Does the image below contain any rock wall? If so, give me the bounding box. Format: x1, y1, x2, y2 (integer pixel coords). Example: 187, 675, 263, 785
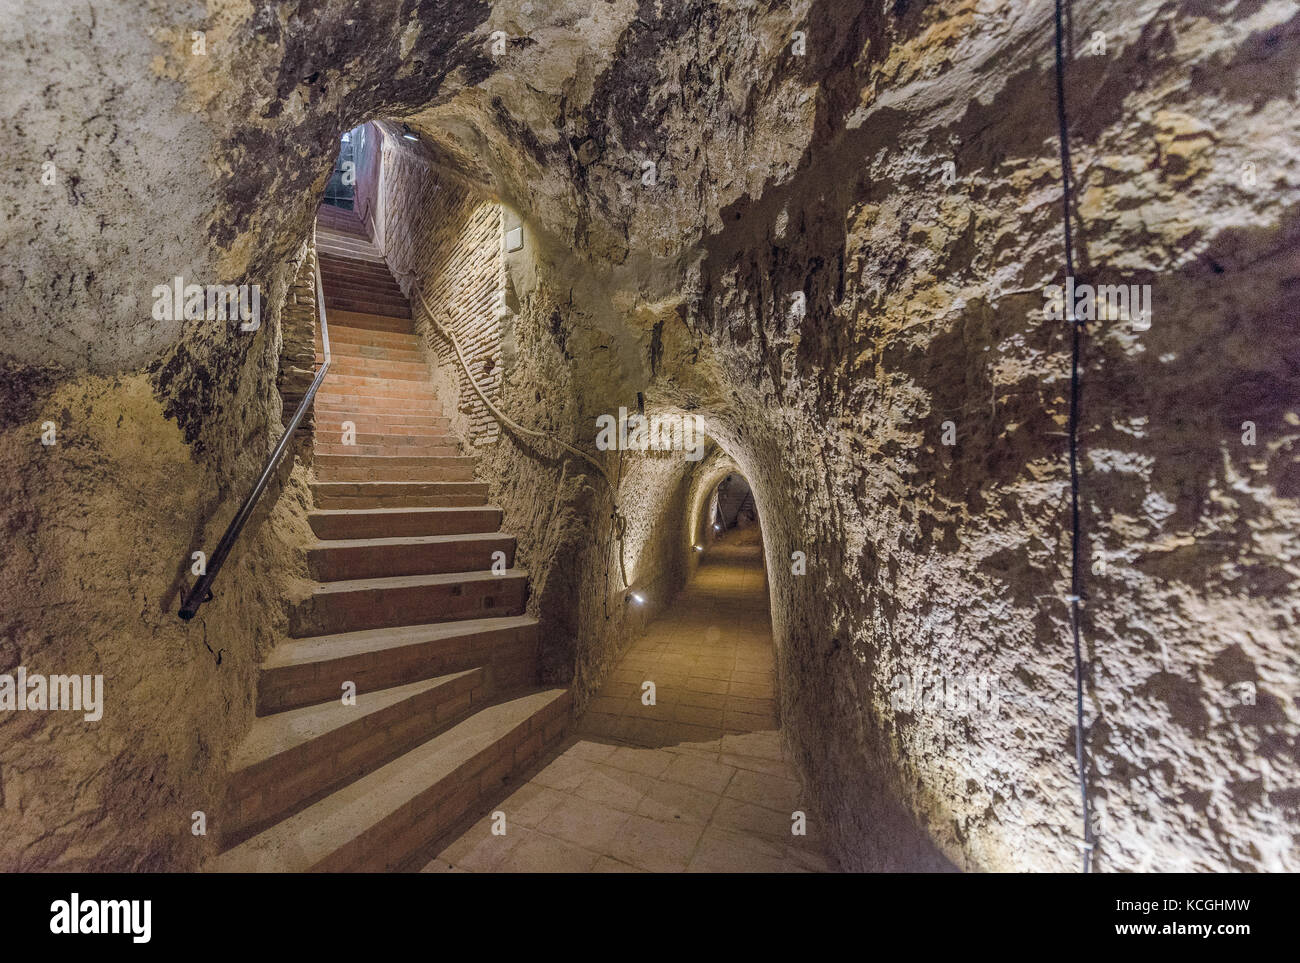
679, 0, 1300, 872
0, 361, 316, 871
2, 0, 1297, 872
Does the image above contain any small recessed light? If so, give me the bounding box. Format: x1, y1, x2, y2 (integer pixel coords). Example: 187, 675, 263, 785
627, 592, 645, 605
401, 123, 419, 142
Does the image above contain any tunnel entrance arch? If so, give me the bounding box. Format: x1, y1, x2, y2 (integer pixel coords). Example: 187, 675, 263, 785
710, 471, 756, 536
684, 449, 766, 571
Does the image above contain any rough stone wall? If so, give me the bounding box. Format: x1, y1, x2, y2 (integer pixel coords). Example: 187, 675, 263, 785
0, 367, 316, 871
679, 1, 1300, 872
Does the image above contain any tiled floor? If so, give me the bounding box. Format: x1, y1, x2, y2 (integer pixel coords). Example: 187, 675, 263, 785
425, 526, 836, 873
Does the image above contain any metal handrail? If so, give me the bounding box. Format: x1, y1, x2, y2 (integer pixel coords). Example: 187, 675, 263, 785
178, 246, 332, 620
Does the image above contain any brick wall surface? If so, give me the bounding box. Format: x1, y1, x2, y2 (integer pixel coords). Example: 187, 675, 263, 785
277, 233, 319, 451
376, 134, 504, 447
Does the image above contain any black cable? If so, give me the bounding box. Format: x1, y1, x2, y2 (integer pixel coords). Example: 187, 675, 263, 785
602, 437, 629, 620
1053, 0, 1093, 872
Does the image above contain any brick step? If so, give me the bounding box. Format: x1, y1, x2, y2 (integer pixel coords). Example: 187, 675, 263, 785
319, 382, 436, 400
315, 417, 450, 434
313, 464, 475, 483
315, 416, 452, 433
315, 402, 440, 422
315, 376, 434, 395
325, 278, 407, 300
319, 248, 391, 267
322, 311, 413, 337
323, 309, 414, 333
319, 251, 386, 270
320, 273, 402, 295
316, 205, 366, 230
315, 438, 458, 456
318, 373, 436, 396
325, 359, 432, 381
322, 315, 415, 338
315, 396, 445, 417
315, 412, 443, 432
313, 430, 456, 447
318, 233, 383, 255
319, 261, 403, 286
208, 687, 572, 872
310, 481, 488, 510
316, 228, 367, 245
326, 296, 412, 319
259, 615, 539, 713
324, 276, 406, 298
322, 276, 403, 299
312, 428, 454, 449
314, 444, 458, 459
315, 412, 445, 431
289, 568, 528, 637
321, 347, 423, 369
308, 531, 516, 581
222, 669, 485, 848
326, 346, 427, 367
326, 290, 408, 312
318, 244, 388, 263
317, 389, 437, 410
316, 224, 368, 243
321, 361, 431, 379
315, 442, 460, 458
317, 392, 440, 411
319, 246, 391, 266
308, 505, 499, 539
318, 377, 434, 396
313, 454, 473, 481
318, 238, 384, 259
318, 248, 387, 269
325, 321, 420, 348
314, 400, 441, 418
316, 207, 365, 226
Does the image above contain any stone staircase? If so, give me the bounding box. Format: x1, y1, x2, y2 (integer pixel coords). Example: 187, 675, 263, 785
210, 205, 571, 872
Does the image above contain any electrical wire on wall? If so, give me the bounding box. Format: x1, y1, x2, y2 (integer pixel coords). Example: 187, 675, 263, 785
1052, 0, 1095, 872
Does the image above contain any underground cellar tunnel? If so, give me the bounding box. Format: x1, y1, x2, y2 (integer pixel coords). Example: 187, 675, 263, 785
0, 0, 1298, 888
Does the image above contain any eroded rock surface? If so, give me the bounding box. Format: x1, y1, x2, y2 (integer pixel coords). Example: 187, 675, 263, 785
1, 0, 1296, 871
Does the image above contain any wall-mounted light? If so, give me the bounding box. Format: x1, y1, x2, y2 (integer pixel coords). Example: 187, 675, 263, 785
714, 524, 721, 532
401, 123, 419, 142
693, 545, 703, 552
626, 591, 645, 605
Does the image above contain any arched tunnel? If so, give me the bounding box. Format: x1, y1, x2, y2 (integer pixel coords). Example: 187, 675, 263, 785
1, 0, 1298, 898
